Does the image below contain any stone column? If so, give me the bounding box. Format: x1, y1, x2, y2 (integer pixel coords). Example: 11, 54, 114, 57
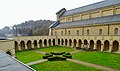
101, 44, 104, 51
76, 42, 79, 47
47, 42, 49, 47
119, 45, 120, 53
81, 43, 84, 48
87, 43, 90, 48
67, 41, 69, 47
94, 44, 96, 49
72, 42, 74, 48
43, 42, 45, 47
109, 44, 112, 52
18, 44, 21, 51
32, 43, 34, 49
25, 44, 27, 50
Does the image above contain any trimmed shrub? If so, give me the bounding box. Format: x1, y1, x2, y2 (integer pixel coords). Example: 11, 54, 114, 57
64, 53, 70, 55
48, 56, 66, 61
43, 54, 53, 59
62, 55, 72, 59
50, 52, 65, 55
45, 53, 51, 55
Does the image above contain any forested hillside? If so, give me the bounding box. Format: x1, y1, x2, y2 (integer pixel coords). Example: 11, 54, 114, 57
0, 20, 55, 37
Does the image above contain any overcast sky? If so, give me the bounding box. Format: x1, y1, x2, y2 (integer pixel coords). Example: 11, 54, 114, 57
0, 0, 103, 29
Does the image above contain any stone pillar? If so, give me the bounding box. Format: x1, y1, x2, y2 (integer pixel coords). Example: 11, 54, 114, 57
43, 42, 45, 47
76, 42, 79, 47
72, 42, 74, 48
51, 41, 53, 46
67, 41, 69, 47
32, 43, 34, 49
94, 44, 96, 49
47, 42, 49, 47
55, 39, 58, 46
81, 43, 84, 48
18, 44, 21, 51
119, 45, 120, 53
109, 44, 112, 52
87, 43, 90, 48
25, 44, 27, 50
101, 44, 104, 51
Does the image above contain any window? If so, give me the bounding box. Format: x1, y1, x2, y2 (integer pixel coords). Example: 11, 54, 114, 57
55, 31, 57, 35
77, 30, 79, 35
87, 30, 89, 35
68, 31, 70, 35
61, 31, 63, 35
99, 29, 102, 35
114, 28, 118, 35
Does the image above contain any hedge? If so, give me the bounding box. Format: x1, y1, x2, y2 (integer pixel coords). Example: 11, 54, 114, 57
48, 56, 66, 61
50, 52, 65, 55
43, 54, 53, 59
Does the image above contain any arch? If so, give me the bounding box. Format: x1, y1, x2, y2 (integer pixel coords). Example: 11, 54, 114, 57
44, 39, 47, 47
14, 41, 19, 51
58, 39, 60, 45
78, 39, 82, 48
84, 40, 88, 48
61, 39, 64, 45
20, 41, 25, 50
27, 40, 32, 49
53, 39, 55, 45
112, 40, 119, 52
104, 40, 109, 51
73, 39, 77, 47
33, 40, 38, 48
96, 40, 101, 51
114, 28, 119, 35
90, 40, 94, 49
48, 39, 51, 46
6, 51, 12, 56
69, 39, 72, 47
39, 40, 42, 47
65, 39, 68, 46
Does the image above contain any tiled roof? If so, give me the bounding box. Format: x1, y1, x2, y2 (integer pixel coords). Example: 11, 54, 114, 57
0, 50, 35, 71
62, 0, 120, 17
55, 14, 120, 28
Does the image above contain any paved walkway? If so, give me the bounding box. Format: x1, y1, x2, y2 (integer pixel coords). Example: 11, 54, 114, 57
27, 59, 47, 65
70, 50, 80, 54
34, 50, 46, 54
67, 59, 119, 71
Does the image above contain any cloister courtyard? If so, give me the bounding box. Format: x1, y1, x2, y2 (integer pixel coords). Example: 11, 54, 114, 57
16, 46, 120, 71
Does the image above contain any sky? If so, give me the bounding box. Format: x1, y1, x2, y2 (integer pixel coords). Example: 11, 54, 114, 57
0, 0, 103, 29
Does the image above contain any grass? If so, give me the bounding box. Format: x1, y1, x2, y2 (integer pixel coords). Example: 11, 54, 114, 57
72, 52, 120, 69
16, 50, 44, 63
37, 46, 74, 53
30, 61, 102, 71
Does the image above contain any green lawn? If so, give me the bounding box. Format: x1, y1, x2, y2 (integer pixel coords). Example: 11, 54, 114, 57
37, 46, 74, 53
72, 52, 120, 69
30, 61, 102, 71
16, 50, 43, 63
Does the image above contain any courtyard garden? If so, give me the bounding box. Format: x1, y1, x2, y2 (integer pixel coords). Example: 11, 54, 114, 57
16, 46, 120, 71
